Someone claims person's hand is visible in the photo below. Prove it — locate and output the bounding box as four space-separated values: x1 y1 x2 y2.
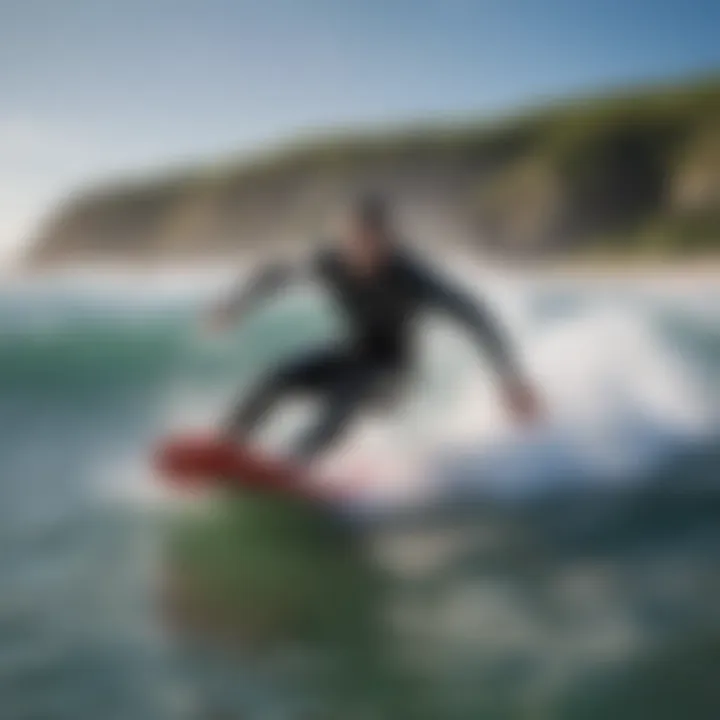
502 376 543 426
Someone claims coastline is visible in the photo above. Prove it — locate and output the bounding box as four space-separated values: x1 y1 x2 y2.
5 252 720 281
4 252 720 284
531 254 720 281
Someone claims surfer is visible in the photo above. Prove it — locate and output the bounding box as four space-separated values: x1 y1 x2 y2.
206 193 541 461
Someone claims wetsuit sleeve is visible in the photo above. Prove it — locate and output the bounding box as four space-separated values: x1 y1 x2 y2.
219 250 321 318
413 261 520 381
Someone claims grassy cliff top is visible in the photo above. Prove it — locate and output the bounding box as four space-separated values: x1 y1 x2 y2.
66 75 718 200
28 74 720 265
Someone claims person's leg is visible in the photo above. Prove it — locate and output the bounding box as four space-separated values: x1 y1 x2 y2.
223 349 350 440
289 364 382 461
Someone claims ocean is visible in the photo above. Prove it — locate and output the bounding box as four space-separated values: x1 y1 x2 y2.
0 264 718 719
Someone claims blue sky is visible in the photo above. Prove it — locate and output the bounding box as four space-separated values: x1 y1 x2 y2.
1 0 718 258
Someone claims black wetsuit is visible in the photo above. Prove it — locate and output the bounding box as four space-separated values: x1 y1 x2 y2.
227 246 517 459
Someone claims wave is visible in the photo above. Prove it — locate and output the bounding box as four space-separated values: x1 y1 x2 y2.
0 272 717 503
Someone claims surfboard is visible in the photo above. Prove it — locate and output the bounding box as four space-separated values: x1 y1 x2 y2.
154 434 328 502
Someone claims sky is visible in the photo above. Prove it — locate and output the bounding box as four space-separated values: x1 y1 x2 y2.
1 0 718 261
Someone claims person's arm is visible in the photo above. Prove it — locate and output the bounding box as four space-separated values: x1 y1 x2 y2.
204 255 314 331
415 261 541 423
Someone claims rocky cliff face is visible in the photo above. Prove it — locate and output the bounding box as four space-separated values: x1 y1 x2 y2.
26 77 720 267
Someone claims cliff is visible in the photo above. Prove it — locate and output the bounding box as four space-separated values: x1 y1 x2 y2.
25 76 720 267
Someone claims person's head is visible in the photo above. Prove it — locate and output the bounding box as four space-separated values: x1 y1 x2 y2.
340 192 394 272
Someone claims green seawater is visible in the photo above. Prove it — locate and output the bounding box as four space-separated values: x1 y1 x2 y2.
0 272 719 719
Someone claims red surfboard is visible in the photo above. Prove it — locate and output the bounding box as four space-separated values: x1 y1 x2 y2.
154 435 330 502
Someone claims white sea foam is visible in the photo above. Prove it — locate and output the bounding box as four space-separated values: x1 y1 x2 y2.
424 291 716 500
322 280 715 505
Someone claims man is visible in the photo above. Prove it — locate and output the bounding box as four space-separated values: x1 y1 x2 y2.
207 194 541 462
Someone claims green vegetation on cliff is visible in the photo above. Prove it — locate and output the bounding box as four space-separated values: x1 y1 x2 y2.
28 75 720 265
